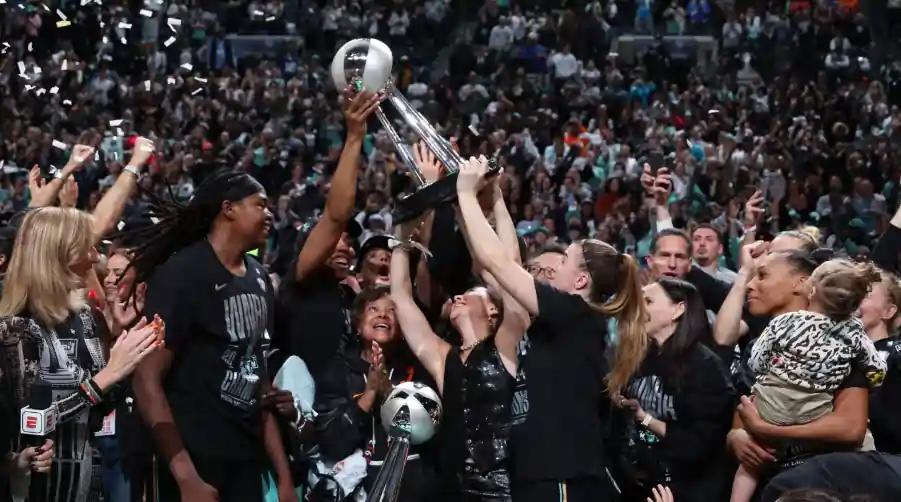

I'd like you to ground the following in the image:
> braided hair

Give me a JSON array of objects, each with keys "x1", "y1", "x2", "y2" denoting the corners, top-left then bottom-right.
[{"x1": 117, "y1": 170, "x2": 264, "y2": 299}]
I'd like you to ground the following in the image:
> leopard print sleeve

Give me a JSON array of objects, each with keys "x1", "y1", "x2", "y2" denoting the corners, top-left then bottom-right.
[
  {"x1": 847, "y1": 320, "x2": 888, "y2": 387},
  {"x1": 749, "y1": 315, "x2": 784, "y2": 375}
]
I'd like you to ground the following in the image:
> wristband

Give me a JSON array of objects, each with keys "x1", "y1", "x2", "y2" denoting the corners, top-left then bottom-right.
[
  {"x1": 641, "y1": 414, "x2": 653, "y2": 427},
  {"x1": 742, "y1": 224, "x2": 757, "y2": 234}
]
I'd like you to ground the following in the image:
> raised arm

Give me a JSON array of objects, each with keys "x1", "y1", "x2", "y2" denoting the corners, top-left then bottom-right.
[
  {"x1": 457, "y1": 157, "x2": 539, "y2": 315},
  {"x1": 293, "y1": 91, "x2": 380, "y2": 283},
  {"x1": 92, "y1": 139, "x2": 153, "y2": 244},
  {"x1": 27, "y1": 145, "x2": 94, "y2": 209},
  {"x1": 455, "y1": 181, "x2": 530, "y2": 375},
  {"x1": 390, "y1": 222, "x2": 450, "y2": 392}
]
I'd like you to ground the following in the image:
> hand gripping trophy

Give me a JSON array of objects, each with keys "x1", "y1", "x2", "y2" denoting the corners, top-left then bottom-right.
[{"x1": 331, "y1": 39, "x2": 500, "y2": 224}]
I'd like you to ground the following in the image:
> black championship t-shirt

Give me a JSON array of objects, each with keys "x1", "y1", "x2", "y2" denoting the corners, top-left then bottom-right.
[
  {"x1": 143, "y1": 240, "x2": 274, "y2": 461},
  {"x1": 510, "y1": 280, "x2": 609, "y2": 482},
  {"x1": 274, "y1": 264, "x2": 355, "y2": 381}
]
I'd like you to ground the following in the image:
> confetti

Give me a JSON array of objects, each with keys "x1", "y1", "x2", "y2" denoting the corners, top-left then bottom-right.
[
  {"x1": 180, "y1": 63, "x2": 193, "y2": 72},
  {"x1": 56, "y1": 20, "x2": 72, "y2": 28},
  {"x1": 191, "y1": 88, "x2": 202, "y2": 96},
  {"x1": 35, "y1": 88, "x2": 46, "y2": 96},
  {"x1": 118, "y1": 22, "x2": 133, "y2": 30},
  {"x1": 50, "y1": 86, "x2": 59, "y2": 94},
  {"x1": 0, "y1": 1, "x2": 6, "y2": 4},
  {"x1": 109, "y1": 119, "x2": 124, "y2": 127},
  {"x1": 56, "y1": 9, "x2": 67, "y2": 19},
  {"x1": 116, "y1": 127, "x2": 125, "y2": 137},
  {"x1": 52, "y1": 140, "x2": 68, "y2": 151},
  {"x1": 117, "y1": 221, "x2": 126, "y2": 231},
  {"x1": 164, "y1": 36, "x2": 177, "y2": 47},
  {"x1": 144, "y1": 80, "x2": 152, "y2": 91},
  {"x1": 150, "y1": 216, "x2": 161, "y2": 225},
  {"x1": 167, "y1": 77, "x2": 176, "y2": 85},
  {"x1": 27, "y1": 42, "x2": 32, "y2": 52},
  {"x1": 194, "y1": 77, "x2": 208, "y2": 83},
  {"x1": 167, "y1": 18, "x2": 182, "y2": 27},
  {"x1": 468, "y1": 124, "x2": 479, "y2": 136},
  {"x1": 1, "y1": 43, "x2": 9, "y2": 54},
  {"x1": 16, "y1": 61, "x2": 26, "y2": 75},
  {"x1": 139, "y1": 9, "x2": 154, "y2": 17},
  {"x1": 94, "y1": 151, "x2": 100, "y2": 162},
  {"x1": 63, "y1": 99, "x2": 72, "y2": 106}
]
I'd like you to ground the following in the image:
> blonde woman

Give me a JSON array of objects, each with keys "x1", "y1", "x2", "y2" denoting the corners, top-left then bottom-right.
[{"x1": 0, "y1": 207, "x2": 164, "y2": 502}]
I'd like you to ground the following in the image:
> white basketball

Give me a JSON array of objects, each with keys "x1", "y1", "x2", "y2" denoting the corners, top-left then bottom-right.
[
  {"x1": 380, "y1": 381, "x2": 442, "y2": 445},
  {"x1": 330, "y1": 38, "x2": 394, "y2": 92}
]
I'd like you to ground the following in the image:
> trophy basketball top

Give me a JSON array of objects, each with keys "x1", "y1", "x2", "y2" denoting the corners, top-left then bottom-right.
[{"x1": 330, "y1": 38, "x2": 394, "y2": 93}]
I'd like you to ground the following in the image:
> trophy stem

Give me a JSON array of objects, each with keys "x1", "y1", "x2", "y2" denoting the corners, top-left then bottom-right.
[
  {"x1": 387, "y1": 91, "x2": 464, "y2": 173},
  {"x1": 366, "y1": 435, "x2": 411, "y2": 502},
  {"x1": 375, "y1": 108, "x2": 427, "y2": 186}
]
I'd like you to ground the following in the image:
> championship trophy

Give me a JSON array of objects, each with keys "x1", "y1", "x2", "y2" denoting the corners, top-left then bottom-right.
[
  {"x1": 367, "y1": 382, "x2": 442, "y2": 502},
  {"x1": 331, "y1": 39, "x2": 500, "y2": 224}
]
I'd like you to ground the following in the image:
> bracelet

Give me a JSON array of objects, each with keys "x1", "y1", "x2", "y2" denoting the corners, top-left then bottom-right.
[
  {"x1": 641, "y1": 414, "x2": 653, "y2": 427},
  {"x1": 78, "y1": 378, "x2": 104, "y2": 406},
  {"x1": 123, "y1": 164, "x2": 141, "y2": 179},
  {"x1": 742, "y1": 224, "x2": 757, "y2": 234},
  {"x1": 388, "y1": 236, "x2": 433, "y2": 259}
]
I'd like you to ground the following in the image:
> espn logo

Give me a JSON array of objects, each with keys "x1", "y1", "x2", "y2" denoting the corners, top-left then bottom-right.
[{"x1": 20, "y1": 406, "x2": 58, "y2": 436}]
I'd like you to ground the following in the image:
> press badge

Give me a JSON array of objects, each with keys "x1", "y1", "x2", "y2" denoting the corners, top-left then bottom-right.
[{"x1": 95, "y1": 411, "x2": 116, "y2": 437}]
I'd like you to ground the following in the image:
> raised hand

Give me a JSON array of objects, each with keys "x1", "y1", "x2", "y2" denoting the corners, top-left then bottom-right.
[
  {"x1": 58, "y1": 177, "x2": 78, "y2": 208},
  {"x1": 456, "y1": 156, "x2": 490, "y2": 195},
  {"x1": 27, "y1": 165, "x2": 49, "y2": 208},
  {"x1": 343, "y1": 86, "x2": 382, "y2": 138},
  {"x1": 652, "y1": 167, "x2": 672, "y2": 207},
  {"x1": 646, "y1": 485, "x2": 674, "y2": 502},
  {"x1": 412, "y1": 141, "x2": 443, "y2": 183},
  {"x1": 743, "y1": 190, "x2": 765, "y2": 228},
  {"x1": 65, "y1": 144, "x2": 95, "y2": 173},
  {"x1": 128, "y1": 137, "x2": 155, "y2": 168}
]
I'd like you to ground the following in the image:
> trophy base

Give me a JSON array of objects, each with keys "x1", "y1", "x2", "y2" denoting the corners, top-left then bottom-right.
[{"x1": 392, "y1": 159, "x2": 500, "y2": 224}]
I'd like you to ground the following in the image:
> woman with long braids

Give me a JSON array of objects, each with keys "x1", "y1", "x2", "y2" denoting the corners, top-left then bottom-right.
[
  {"x1": 128, "y1": 169, "x2": 298, "y2": 502},
  {"x1": 455, "y1": 157, "x2": 646, "y2": 502}
]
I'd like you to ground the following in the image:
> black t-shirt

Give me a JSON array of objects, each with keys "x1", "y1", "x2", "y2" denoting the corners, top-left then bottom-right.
[
  {"x1": 510, "y1": 280, "x2": 609, "y2": 482},
  {"x1": 274, "y1": 265, "x2": 355, "y2": 382},
  {"x1": 612, "y1": 344, "x2": 735, "y2": 502},
  {"x1": 142, "y1": 240, "x2": 274, "y2": 461},
  {"x1": 869, "y1": 335, "x2": 901, "y2": 454}
]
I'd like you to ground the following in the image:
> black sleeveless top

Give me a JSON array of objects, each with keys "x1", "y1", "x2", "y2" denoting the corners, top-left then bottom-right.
[{"x1": 441, "y1": 338, "x2": 515, "y2": 493}]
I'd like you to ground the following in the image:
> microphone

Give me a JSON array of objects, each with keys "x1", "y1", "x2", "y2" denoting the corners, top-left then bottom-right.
[{"x1": 20, "y1": 381, "x2": 58, "y2": 439}]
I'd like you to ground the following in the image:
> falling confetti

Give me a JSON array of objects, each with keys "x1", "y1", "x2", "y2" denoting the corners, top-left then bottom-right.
[
  {"x1": 180, "y1": 63, "x2": 193, "y2": 72},
  {"x1": 164, "y1": 36, "x2": 176, "y2": 47},
  {"x1": 144, "y1": 80, "x2": 152, "y2": 91},
  {"x1": 150, "y1": 216, "x2": 161, "y2": 225},
  {"x1": 1, "y1": 43, "x2": 9, "y2": 54},
  {"x1": 56, "y1": 20, "x2": 72, "y2": 28},
  {"x1": 139, "y1": 9, "x2": 154, "y2": 17},
  {"x1": 109, "y1": 119, "x2": 124, "y2": 127},
  {"x1": 52, "y1": 140, "x2": 68, "y2": 150}
]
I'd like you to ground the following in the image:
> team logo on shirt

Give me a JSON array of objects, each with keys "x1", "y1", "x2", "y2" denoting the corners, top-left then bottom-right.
[{"x1": 220, "y1": 293, "x2": 268, "y2": 409}]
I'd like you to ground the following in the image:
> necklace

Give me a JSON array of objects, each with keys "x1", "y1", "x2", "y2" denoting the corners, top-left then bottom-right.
[{"x1": 460, "y1": 338, "x2": 486, "y2": 352}]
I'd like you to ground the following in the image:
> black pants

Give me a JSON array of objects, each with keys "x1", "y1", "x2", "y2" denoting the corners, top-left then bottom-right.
[
  {"x1": 150, "y1": 454, "x2": 263, "y2": 502},
  {"x1": 760, "y1": 451, "x2": 901, "y2": 502},
  {"x1": 511, "y1": 476, "x2": 619, "y2": 502}
]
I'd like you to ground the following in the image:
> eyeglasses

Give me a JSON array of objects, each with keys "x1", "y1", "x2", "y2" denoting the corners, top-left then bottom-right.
[{"x1": 528, "y1": 265, "x2": 557, "y2": 279}]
